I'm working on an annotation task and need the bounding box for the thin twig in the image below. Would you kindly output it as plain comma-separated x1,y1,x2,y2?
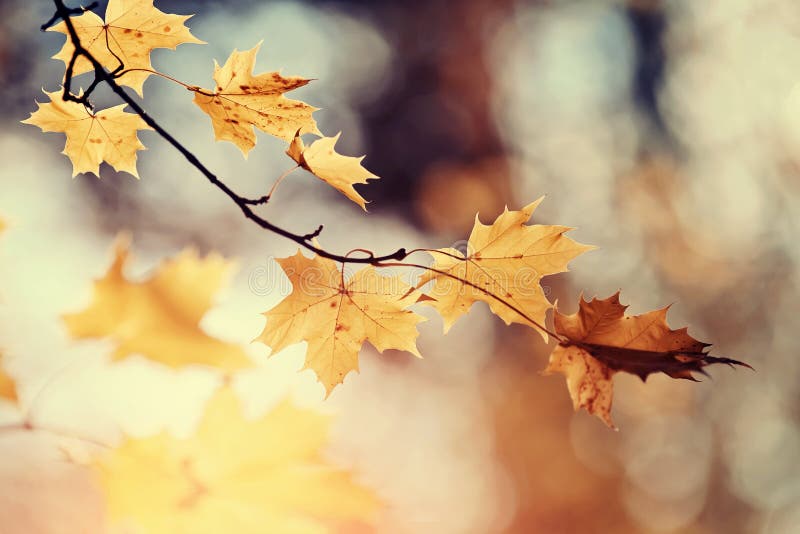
40,0,97,30
379,260,563,341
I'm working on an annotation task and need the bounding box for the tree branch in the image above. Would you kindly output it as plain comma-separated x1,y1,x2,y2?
48,0,408,265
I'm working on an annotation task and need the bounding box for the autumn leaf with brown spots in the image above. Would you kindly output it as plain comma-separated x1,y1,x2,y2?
256,250,425,395
22,90,151,178
0,355,17,404
544,292,751,428
193,43,320,156
49,0,204,96
286,131,378,210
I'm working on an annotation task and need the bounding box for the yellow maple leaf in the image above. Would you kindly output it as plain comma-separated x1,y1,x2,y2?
287,132,378,211
94,387,378,534
544,292,750,428
418,198,593,336
22,90,151,178
63,239,251,370
0,355,17,404
193,43,320,156
49,0,204,96
256,251,424,395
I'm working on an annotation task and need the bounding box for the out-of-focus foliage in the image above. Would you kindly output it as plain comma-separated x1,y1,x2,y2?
95,387,378,534
63,239,252,370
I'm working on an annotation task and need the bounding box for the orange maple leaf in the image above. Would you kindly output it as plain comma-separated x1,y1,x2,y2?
63,239,251,371
419,198,593,336
22,90,151,178
49,0,204,96
94,387,379,533
544,292,750,428
256,250,424,395
193,43,320,156
286,132,378,210
0,355,17,404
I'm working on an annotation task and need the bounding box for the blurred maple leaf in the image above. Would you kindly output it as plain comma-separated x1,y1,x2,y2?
0,355,17,404
286,131,378,210
256,250,424,395
63,239,251,370
49,0,204,96
22,90,151,178
94,387,378,534
419,198,593,336
193,43,320,155
545,292,750,427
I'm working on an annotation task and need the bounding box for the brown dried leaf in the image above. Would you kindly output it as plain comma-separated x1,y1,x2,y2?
545,292,750,427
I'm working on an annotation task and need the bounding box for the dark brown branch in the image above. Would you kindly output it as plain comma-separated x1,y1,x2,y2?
48,0,408,265
241,195,270,206
40,1,97,30
302,224,324,241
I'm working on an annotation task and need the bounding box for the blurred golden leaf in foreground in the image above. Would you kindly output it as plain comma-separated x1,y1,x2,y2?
0,355,17,404
63,239,251,370
287,132,378,211
545,292,749,428
418,198,593,336
257,251,424,395
94,387,378,534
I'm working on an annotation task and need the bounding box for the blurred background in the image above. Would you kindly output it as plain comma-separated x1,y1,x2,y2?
1,0,799,532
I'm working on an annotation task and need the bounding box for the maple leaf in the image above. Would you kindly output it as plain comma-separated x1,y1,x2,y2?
0,355,17,404
256,250,424,395
49,0,204,96
22,90,151,178
544,292,750,428
193,43,320,156
418,198,593,336
63,239,251,371
94,387,378,534
286,132,378,210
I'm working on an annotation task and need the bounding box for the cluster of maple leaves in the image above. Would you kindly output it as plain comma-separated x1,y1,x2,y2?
11,0,751,529
21,0,748,424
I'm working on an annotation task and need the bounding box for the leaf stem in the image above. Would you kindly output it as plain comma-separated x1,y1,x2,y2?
265,165,299,202
377,260,564,341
